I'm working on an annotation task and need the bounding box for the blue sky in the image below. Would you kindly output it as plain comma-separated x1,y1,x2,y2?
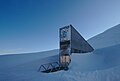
0,0,120,54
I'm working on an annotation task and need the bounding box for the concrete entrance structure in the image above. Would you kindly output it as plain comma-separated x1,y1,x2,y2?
38,25,94,73
59,25,94,70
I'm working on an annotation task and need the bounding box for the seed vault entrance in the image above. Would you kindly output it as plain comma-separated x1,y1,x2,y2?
59,25,94,70
38,25,94,73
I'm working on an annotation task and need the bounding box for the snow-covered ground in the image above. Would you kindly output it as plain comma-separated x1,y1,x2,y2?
88,24,120,49
0,24,120,81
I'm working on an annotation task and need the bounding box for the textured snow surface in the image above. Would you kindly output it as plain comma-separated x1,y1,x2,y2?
88,24,120,49
0,24,120,81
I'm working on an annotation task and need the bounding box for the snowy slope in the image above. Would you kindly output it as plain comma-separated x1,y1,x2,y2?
71,44,120,72
88,24,120,49
0,49,58,70
0,24,120,81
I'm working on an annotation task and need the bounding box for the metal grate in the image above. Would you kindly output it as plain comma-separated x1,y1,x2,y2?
38,62,64,73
